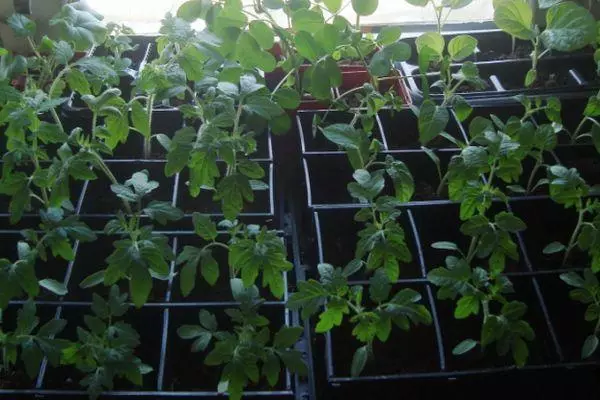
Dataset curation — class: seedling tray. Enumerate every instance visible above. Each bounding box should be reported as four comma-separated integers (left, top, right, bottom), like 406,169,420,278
289,97,600,398
400,57,599,104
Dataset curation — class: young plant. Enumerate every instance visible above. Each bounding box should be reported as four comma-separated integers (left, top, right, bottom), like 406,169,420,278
0,206,97,309
101,22,138,75
164,72,283,219
289,264,432,376
79,170,183,307
415,32,485,119
494,0,596,86
61,286,152,400
177,213,293,299
543,165,600,268
0,301,69,380
405,0,475,33
560,268,600,359
559,93,600,150
427,210,534,366
178,279,307,400
346,169,414,282
437,119,522,219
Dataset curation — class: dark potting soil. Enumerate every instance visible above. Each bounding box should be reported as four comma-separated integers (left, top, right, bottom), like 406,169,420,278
554,145,600,186
411,203,529,274
79,162,176,216
42,306,163,391
434,276,557,371
536,273,599,363
329,283,439,377
510,198,587,270
64,235,170,302
170,235,286,303
162,305,288,392
322,367,600,400
0,370,32,390
314,209,423,281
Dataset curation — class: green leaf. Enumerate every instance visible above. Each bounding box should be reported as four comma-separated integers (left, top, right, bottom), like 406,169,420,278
494,0,534,40
292,9,325,33
455,295,480,319
7,14,36,37
287,280,328,319
244,96,283,119
543,241,565,254
249,21,275,50
495,212,527,232
192,213,218,240
322,124,363,149
200,252,219,286
512,337,529,367
273,88,301,110
236,32,276,72
432,241,459,251
386,157,414,203
560,271,586,288
39,279,68,296
177,0,212,21
369,42,411,77
453,339,478,355
416,32,445,57
369,270,391,303
418,100,449,145
294,31,322,63
131,100,150,138
66,69,91,95
215,174,254,220
324,0,343,12
541,1,596,52
377,26,402,46
582,335,599,359
144,201,184,225
351,345,369,377
274,326,303,349
50,5,108,51
447,35,477,61
352,0,378,15
130,264,152,308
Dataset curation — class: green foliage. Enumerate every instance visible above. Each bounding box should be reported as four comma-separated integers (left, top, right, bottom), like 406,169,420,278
288,265,431,376
414,32,484,123
61,286,152,400
178,215,292,299
561,269,600,358
80,171,181,308
179,281,307,400
428,217,535,367
494,0,595,86
0,301,69,378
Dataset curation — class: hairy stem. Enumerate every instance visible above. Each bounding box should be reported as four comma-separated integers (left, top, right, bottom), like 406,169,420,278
143,94,155,159
436,171,450,198
526,158,542,194
563,206,586,265
90,152,133,214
